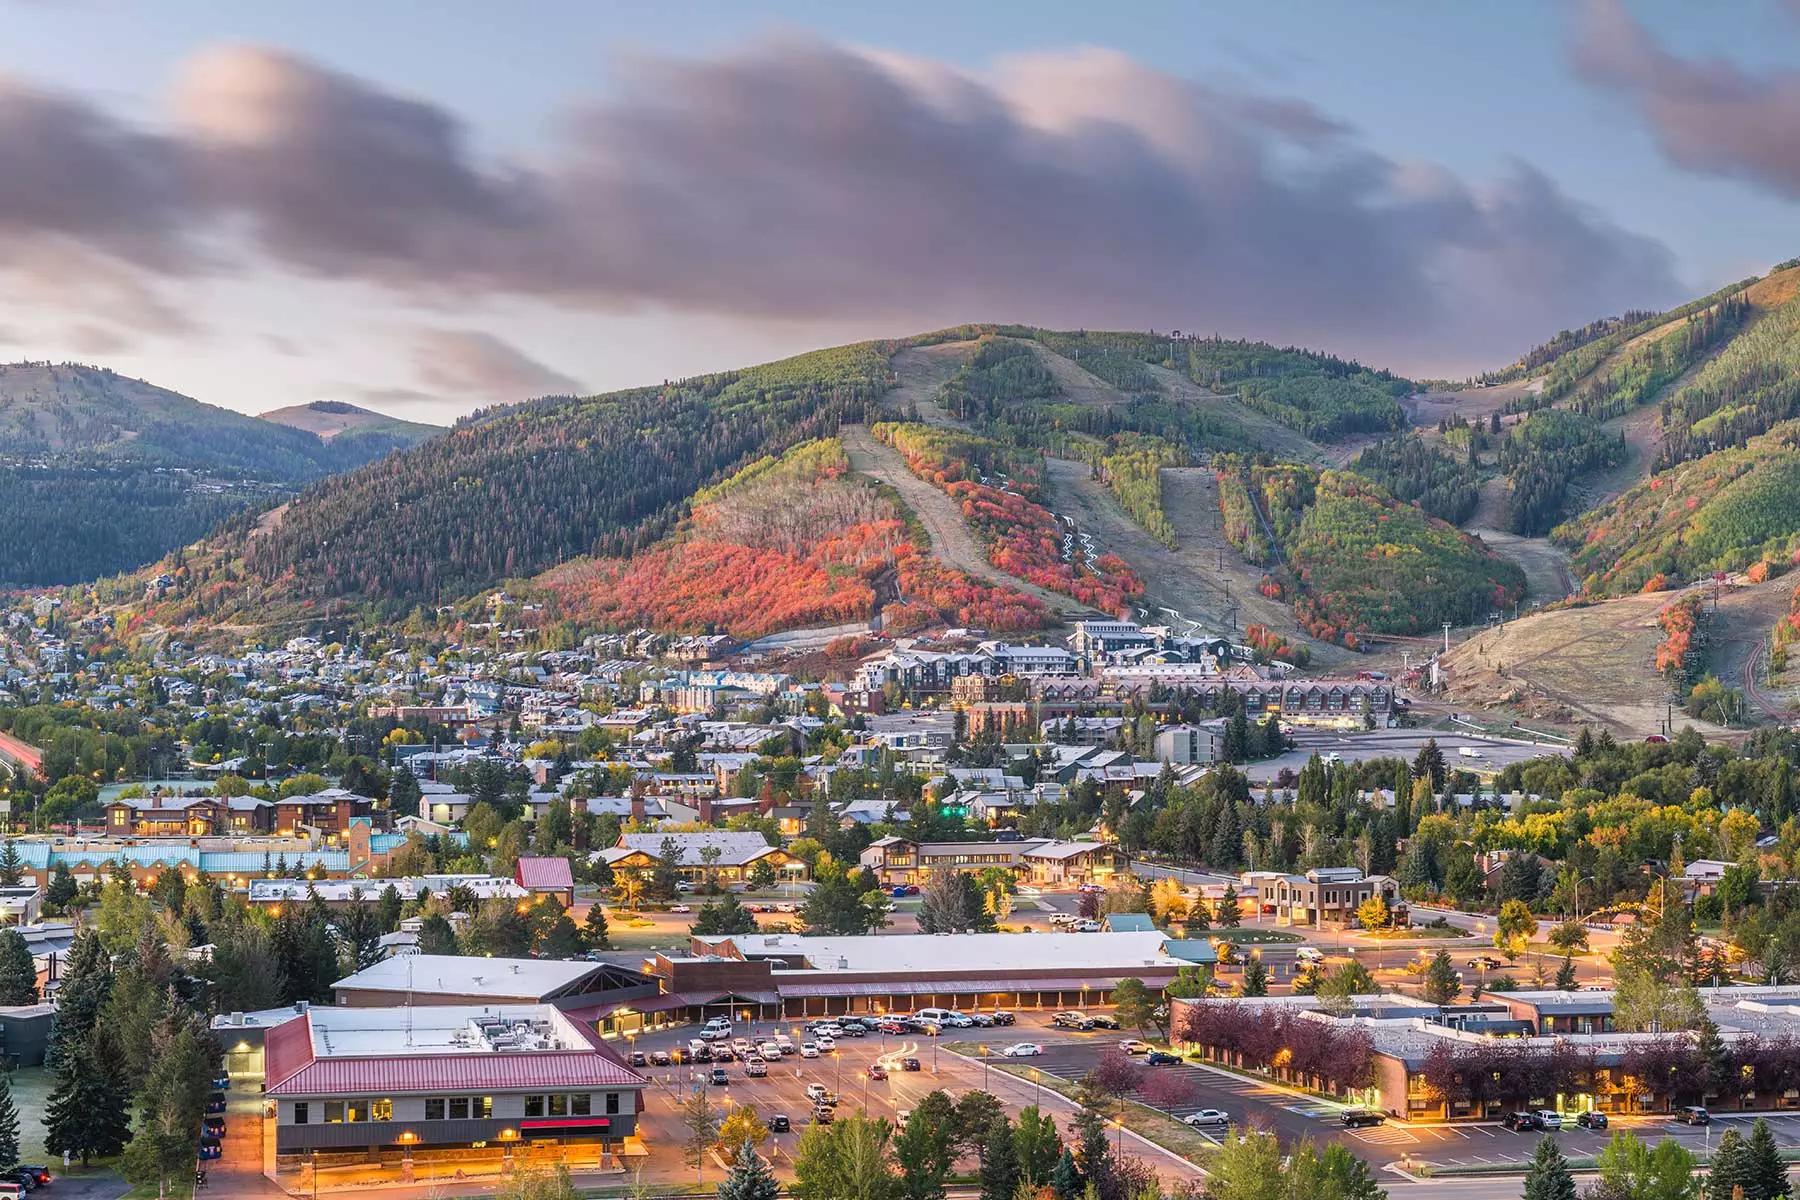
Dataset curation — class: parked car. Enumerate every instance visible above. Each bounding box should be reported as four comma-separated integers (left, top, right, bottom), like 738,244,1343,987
205,1092,227,1113
1341,1110,1385,1128
212,1075,230,1090
203,1115,227,1137
1575,1111,1608,1130
1534,1110,1563,1130
710,1067,730,1086
1504,1112,1540,1132
712,1047,735,1063
816,1036,836,1051
1001,1043,1044,1057
1052,1011,1094,1030
1680,1107,1712,1126
1145,1051,1180,1066
813,1104,835,1124
966,1013,994,1027
805,1084,838,1106
1087,1014,1120,1030
700,1017,733,1040
1078,883,1105,894
197,1138,222,1160
746,1059,767,1078
732,1037,752,1055
1183,1109,1230,1127
650,1050,672,1066
1119,1040,1150,1054
990,1011,1016,1026
801,1042,821,1059
1467,956,1503,970
901,1057,922,1071
627,1051,648,1067
868,1064,888,1081
14,1167,49,1189
769,1114,791,1133
1072,920,1104,932
670,904,691,913
876,1019,908,1035
760,1045,783,1062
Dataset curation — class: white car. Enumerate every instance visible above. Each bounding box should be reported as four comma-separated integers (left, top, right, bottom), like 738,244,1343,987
1000,1043,1044,1057
670,904,691,913
941,1012,974,1028
800,1042,821,1059
1119,1040,1150,1055
1535,1109,1564,1130
732,1038,751,1055
816,1035,835,1051
759,1044,782,1062
1183,1109,1231,1127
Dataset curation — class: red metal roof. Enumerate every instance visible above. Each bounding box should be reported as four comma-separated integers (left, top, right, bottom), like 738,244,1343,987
262,1009,647,1097
515,857,575,891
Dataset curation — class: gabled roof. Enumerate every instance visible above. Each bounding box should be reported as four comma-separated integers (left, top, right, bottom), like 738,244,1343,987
516,856,575,891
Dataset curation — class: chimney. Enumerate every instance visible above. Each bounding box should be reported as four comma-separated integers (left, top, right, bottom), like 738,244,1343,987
629,786,646,824
697,794,714,824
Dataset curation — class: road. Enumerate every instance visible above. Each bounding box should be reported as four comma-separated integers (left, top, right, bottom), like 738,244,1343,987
0,729,43,777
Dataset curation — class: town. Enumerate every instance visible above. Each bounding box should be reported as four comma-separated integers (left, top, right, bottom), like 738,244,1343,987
0,602,1795,1200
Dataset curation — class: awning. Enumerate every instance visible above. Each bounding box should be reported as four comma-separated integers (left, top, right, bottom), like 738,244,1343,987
563,990,782,1021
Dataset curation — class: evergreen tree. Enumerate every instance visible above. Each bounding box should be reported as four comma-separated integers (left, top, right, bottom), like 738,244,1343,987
1049,1147,1081,1200
0,841,22,888
581,903,611,950
1072,1105,1116,1200
1240,953,1269,997
1013,1105,1063,1191
977,1117,1020,1200
1523,1134,1576,1200
45,862,77,910
1422,949,1462,1005
47,929,111,1067
1215,884,1241,928
0,930,37,1005
0,1073,17,1170
717,1139,780,1200
45,1023,132,1166
1413,738,1447,793
1746,1117,1793,1200
376,884,404,933
1708,1130,1751,1200
418,913,457,955
1555,954,1578,991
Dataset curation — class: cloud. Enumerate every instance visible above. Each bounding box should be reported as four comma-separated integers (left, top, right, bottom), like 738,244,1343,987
1573,0,1800,200
0,36,1685,371
411,329,581,400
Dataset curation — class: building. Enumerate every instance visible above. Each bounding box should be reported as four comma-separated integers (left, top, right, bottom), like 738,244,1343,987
246,875,526,912
104,794,275,837
858,836,1121,886
275,789,392,839
595,832,798,882
1153,724,1222,765
1247,867,1399,928
666,929,1189,1018
515,857,576,907
331,954,659,1012
1069,621,1157,660
1176,985,1800,1123
262,1003,647,1162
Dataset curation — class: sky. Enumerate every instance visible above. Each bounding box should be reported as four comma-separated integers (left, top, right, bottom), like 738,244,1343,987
4,0,1800,423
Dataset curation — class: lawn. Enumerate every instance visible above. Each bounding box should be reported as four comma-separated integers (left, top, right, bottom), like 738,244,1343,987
1208,929,1301,945
1361,925,1470,940
9,1065,131,1190
978,1059,1219,1165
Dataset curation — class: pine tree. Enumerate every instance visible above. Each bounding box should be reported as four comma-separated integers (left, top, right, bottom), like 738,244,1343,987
1555,954,1578,991
45,862,77,910
1745,1116,1792,1200
0,841,22,888
1708,1129,1751,1200
44,1024,131,1166
1049,1147,1081,1200
1523,1134,1576,1200
1422,949,1461,1005
978,1117,1021,1200
582,903,611,950
1215,884,1241,928
0,930,36,1005
0,1073,18,1170
1240,953,1269,997
717,1139,779,1200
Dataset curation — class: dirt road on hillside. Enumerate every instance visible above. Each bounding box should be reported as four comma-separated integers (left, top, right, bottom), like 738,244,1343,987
879,344,974,428
840,424,1089,617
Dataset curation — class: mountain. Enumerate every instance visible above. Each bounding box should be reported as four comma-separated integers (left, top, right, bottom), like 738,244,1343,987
259,400,441,442
0,363,441,587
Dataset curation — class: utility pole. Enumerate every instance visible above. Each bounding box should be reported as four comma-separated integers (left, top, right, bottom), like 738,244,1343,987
1442,623,1452,654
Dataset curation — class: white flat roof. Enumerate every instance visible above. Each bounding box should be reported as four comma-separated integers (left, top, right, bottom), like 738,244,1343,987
333,954,596,998
307,1004,586,1058
714,930,1182,974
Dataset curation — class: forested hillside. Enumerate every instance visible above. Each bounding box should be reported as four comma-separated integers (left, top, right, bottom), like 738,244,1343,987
1216,459,1524,644
537,439,1051,637
1557,420,1800,595
0,363,439,585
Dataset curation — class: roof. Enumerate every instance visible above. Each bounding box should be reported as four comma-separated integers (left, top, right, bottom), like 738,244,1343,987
704,930,1185,974
264,1005,646,1096
1025,840,1114,861
516,856,575,891
333,955,601,1000
1102,914,1157,933
614,831,781,867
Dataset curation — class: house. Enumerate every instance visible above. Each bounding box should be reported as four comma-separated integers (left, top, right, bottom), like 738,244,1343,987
104,794,275,838
515,857,576,907
1253,867,1398,928
859,836,1121,887
275,789,390,840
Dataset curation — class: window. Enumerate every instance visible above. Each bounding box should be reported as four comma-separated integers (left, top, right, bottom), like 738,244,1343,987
549,1094,568,1117
324,1101,345,1124
526,1096,545,1117
606,1093,621,1115
476,1096,492,1119
426,1100,445,1121
293,1103,309,1125
571,1094,591,1116
371,1099,391,1121
347,1101,368,1123
449,1098,470,1120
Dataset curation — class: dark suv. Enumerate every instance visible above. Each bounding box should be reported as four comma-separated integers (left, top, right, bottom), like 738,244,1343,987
1574,1111,1608,1130
1504,1112,1540,1132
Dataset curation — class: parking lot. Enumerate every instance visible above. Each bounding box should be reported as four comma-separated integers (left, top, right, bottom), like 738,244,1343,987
1023,1038,1800,1171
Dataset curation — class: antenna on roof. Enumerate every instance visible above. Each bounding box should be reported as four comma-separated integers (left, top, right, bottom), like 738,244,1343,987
405,954,414,1048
